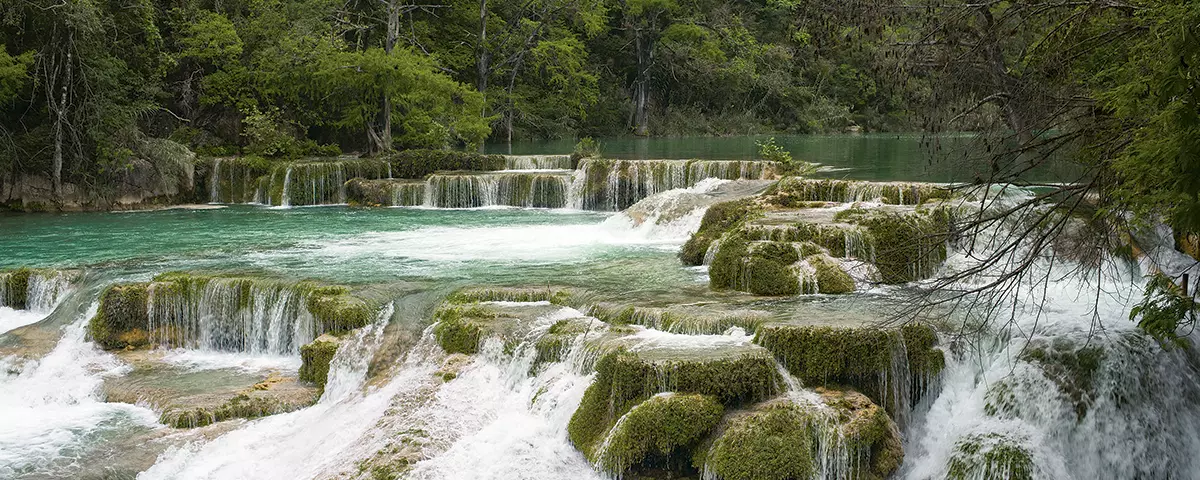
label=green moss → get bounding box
[752,241,800,264]
[88,283,151,350]
[299,339,339,391]
[806,254,855,294]
[709,234,748,291]
[432,306,496,354]
[946,433,1034,480]
[2,268,32,309]
[754,324,944,413]
[857,209,951,284]
[700,403,816,480]
[568,349,780,459]
[593,394,724,475]
[743,258,801,296]
[680,199,762,266]
[820,389,904,480]
[305,285,374,332]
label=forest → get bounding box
[0,0,1198,248]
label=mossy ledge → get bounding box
[567,349,781,463]
[161,392,316,429]
[0,267,74,310]
[299,336,340,392]
[754,324,945,414]
[680,199,763,266]
[87,273,378,351]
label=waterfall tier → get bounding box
[88,273,377,356]
[206,154,778,211]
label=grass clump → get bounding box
[593,393,724,475]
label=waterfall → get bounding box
[504,155,573,170]
[772,178,948,205]
[209,158,222,203]
[424,172,572,209]
[280,167,293,207]
[145,279,318,355]
[390,182,426,207]
[570,159,779,211]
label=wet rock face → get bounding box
[946,433,1034,480]
[0,267,75,311]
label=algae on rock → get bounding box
[945,433,1035,480]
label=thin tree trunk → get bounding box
[633,29,650,136]
[369,0,400,154]
[52,51,71,200]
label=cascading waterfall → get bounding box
[504,155,573,170]
[424,172,572,209]
[772,177,948,205]
[145,279,316,355]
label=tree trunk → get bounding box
[370,0,400,154]
[477,0,489,95]
[633,29,650,136]
[52,51,71,201]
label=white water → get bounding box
[0,304,161,478]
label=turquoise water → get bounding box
[0,206,694,294]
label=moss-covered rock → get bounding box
[946,433,1034,480]
[568,349,780,460]
[162,392,312,429]
[681,199,762,266]
[710,236,805,296]
[806,254,855,294]
[1,268,32,309]
[754,324,944,413]
[304,285,374,331]
[431,305,497,355]
[593,393,724,475]
[857,209,951,283]
[765,178,951,206]
[89,284,152,350]
[299,336,339,391]
[344,178,425,207]
[87,273,378,351]
[700,402,816,480]
[819,389,904,480]
[444,286,574,305]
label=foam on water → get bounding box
[0,307,48,335]
[156,349,302,373]
[0,304,161,478]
